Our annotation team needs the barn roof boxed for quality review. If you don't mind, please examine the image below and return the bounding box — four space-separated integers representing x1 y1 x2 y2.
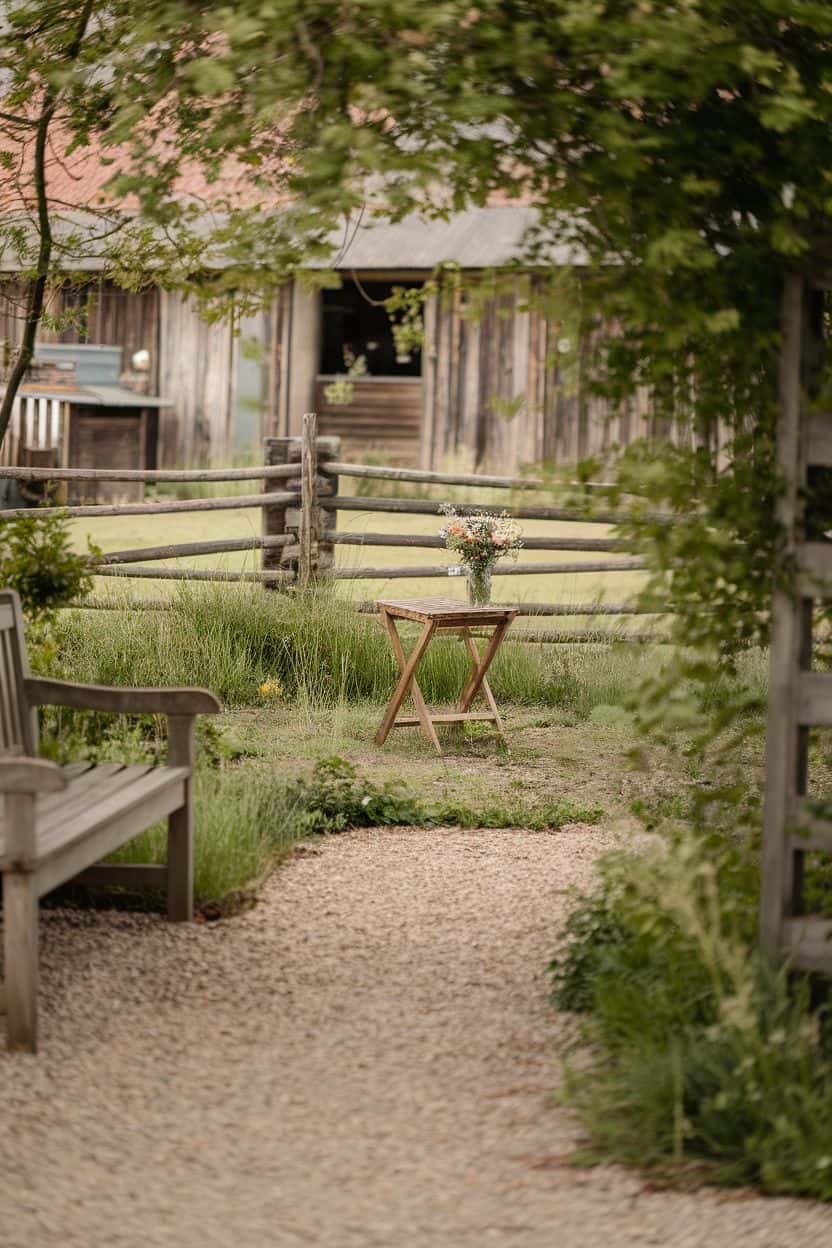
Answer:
0 205 584 275
321 206 584 270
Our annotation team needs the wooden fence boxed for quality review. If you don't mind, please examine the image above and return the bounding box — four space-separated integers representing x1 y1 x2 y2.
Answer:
0 412 666 642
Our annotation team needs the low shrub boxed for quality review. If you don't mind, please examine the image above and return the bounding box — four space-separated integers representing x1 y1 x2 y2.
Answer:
550 833 832 1198
0 511 97 621
281 757 603 835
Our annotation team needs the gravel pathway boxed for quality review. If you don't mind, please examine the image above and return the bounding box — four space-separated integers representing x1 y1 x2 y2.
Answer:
2 824 832 1247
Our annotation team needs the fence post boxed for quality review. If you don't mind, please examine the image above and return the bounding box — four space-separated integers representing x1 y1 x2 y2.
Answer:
317 434 340 574
285 416 340 586
298 412 318 587
262 436 297 588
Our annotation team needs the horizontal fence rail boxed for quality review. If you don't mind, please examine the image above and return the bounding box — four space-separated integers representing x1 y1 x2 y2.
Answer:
330 532 624 552
98 536 291 566
326 559 646 581
94 566 291 583
320 495 637 524
0 465 298 482
322 461 546 490
0 491 296 521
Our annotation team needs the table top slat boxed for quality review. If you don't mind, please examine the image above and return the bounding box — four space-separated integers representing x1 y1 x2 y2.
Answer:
377 597 518 625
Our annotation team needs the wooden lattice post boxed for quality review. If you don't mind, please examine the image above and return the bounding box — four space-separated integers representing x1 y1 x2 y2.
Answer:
760 271 831 971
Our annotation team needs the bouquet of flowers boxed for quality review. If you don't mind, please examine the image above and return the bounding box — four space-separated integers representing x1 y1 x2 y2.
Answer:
438 504 522 604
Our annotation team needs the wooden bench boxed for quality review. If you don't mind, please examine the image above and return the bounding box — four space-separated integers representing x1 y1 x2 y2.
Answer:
0 589 220 1052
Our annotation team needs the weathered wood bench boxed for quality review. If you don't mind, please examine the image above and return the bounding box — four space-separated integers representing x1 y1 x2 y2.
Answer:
0 589 220 1052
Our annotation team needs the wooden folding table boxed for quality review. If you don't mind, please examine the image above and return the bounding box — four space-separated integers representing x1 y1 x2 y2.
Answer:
374 597 518 753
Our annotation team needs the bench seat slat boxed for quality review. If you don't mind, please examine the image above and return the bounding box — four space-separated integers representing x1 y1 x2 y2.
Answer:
34 762 132 821
34 768 189 900
38 764 156 827
35 767 188 862
0 765 186 865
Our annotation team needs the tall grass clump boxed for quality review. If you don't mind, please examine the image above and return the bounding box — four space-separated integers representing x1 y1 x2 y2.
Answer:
55 585 398 706
551 833 832 1199
109 767 289 905
54 584 679 715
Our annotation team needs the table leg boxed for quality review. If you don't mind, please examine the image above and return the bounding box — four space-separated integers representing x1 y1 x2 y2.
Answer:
457 621 511 732
375 614 440 750
459 628 506 736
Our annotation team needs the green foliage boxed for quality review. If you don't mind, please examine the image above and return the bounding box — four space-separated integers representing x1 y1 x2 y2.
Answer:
283 757 425 833
107 765 294 910
551 834 832 1198
275 756 603 835
74 746 603 910
0 512 97 621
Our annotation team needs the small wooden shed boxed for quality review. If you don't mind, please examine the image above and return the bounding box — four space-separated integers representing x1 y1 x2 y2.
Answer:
1 343 170 503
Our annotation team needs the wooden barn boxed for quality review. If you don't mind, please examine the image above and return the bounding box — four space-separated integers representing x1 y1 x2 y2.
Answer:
1 206 662 473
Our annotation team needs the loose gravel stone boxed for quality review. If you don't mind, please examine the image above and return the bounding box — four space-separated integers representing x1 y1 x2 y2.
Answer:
1 824 831 1247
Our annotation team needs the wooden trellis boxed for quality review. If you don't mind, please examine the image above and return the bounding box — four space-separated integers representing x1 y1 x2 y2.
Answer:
760 271 832 971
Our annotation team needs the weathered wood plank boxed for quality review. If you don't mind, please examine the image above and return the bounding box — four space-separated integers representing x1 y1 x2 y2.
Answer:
167 716 195 922
330 559 645 580
72 863 168 890
0 759 67 795
4 868 38 1051
295 532 623 552
93 566 291 583
298 412 318 587
0 465 297 483
322 495 666 525
322 462 544 490
33 763 127 823
797 541 832 585
0 491 297 521
760 271 812 963
34 767 153 839
805 412 832 467
35 773 188 898
782 916 832 973
797 671 832 726
99 536 290 565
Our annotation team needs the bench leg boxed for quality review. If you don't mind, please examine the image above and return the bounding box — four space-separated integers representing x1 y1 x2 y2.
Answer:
3 871 39 1053
167 714 196 922
167 804 193 922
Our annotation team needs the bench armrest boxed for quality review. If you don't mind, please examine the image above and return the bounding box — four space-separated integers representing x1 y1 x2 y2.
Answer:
24 678 221 716
0 757 67 793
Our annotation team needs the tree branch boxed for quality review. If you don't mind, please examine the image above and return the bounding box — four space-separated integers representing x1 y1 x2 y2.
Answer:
0 0 95 448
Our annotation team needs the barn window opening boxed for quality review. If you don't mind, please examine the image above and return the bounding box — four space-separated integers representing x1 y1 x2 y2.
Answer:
320 279 422 378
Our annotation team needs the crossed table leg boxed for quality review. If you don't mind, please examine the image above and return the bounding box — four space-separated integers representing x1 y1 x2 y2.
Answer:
374 608 512 753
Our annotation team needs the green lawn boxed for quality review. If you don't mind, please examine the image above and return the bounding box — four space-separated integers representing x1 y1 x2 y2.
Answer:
71 495 653 632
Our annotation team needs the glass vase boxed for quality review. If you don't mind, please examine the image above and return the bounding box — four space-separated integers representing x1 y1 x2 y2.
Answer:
466 564 493 606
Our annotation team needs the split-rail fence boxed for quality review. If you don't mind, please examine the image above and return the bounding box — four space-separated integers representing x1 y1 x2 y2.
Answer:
0 413 666 643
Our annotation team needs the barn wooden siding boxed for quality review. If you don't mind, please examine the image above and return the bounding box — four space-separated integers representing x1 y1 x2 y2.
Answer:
420 274 662 473
315 377 422 461
0 279 265 467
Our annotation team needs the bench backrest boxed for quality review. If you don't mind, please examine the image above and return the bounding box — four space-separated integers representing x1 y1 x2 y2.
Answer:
0 589 37 756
